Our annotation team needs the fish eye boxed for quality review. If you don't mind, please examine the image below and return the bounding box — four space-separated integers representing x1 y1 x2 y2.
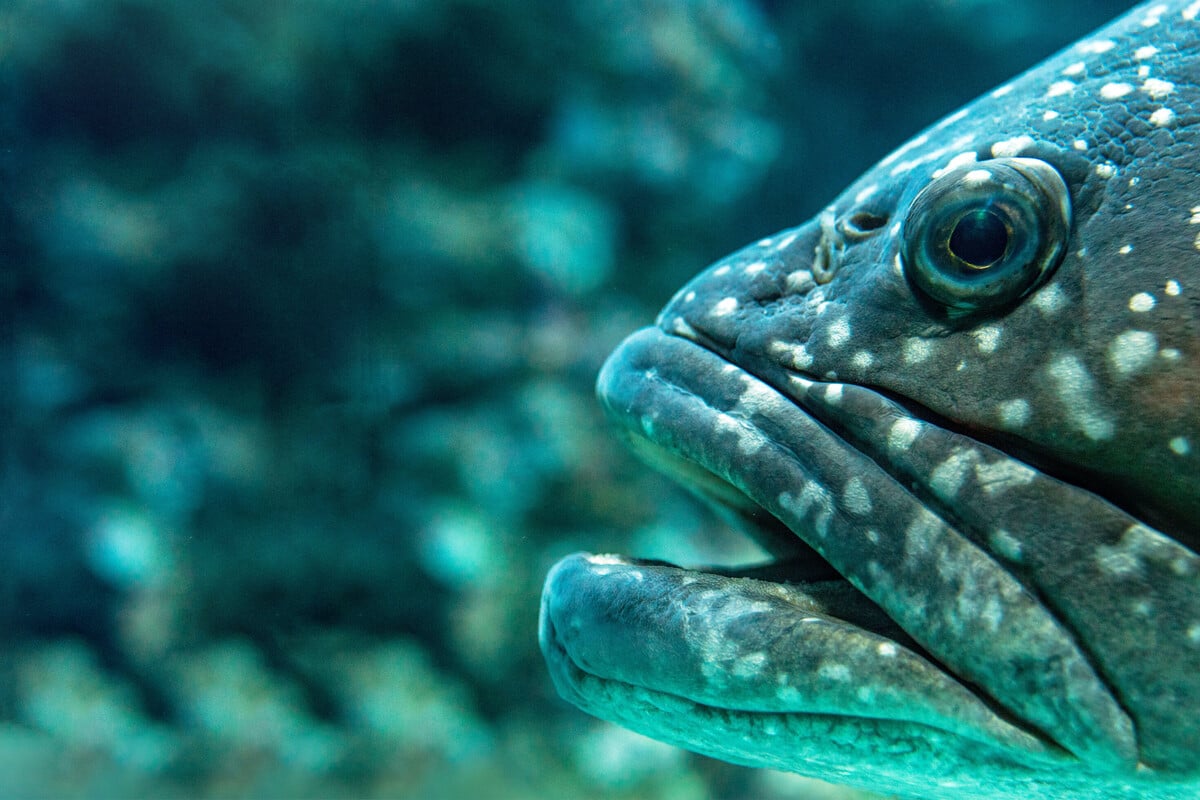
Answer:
901 157 1071 310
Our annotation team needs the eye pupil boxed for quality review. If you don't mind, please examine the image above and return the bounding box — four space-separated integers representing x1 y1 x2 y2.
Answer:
948 209 1009 268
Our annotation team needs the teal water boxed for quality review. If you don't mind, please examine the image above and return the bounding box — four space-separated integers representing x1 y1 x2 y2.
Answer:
0 1 1135 798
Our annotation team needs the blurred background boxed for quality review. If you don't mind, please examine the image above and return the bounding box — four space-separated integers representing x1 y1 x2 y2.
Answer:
0 1 1135 798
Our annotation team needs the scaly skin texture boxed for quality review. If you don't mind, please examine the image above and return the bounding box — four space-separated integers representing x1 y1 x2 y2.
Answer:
541 2 1200 798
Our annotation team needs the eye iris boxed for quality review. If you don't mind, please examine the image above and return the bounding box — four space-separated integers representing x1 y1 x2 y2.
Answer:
900 157 1071 311
948 209 1008 268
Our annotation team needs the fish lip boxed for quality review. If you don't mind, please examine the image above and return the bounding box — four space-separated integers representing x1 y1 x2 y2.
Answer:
595 325 832 564
584 325 1138 768
539 551 1067 767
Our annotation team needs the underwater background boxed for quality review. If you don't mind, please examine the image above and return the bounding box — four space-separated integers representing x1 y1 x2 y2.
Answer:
1 1 1136 798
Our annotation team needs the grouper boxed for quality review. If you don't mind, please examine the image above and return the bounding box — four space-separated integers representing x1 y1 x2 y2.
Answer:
538 2 1200 798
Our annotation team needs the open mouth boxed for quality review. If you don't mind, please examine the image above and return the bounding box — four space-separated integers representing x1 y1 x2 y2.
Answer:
539 326 1137 774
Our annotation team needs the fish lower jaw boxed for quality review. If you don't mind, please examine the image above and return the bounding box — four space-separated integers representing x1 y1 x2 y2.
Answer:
539 551 1076 797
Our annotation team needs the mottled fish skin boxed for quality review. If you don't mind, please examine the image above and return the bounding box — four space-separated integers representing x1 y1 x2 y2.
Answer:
541 2 1200 799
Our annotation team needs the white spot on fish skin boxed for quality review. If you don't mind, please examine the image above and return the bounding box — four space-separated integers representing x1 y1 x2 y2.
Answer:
972 325 1002 353
888 418 921 453
786 270 815 294
1129 292 1156 312
1078 38 1115 54
851 351 875 370
1143 78 1175 98
757 236 774 248
1170 436 1191 456
1073 139 1088 151
1062 61 1086 77
714 265 731 277
930 449 976 501
877 642 898 657
1096 539 1145 578
1047 80 1076 98
1162 347 1182 362
1138 64 1152 78
716 412 767 456
1118 244 1133 255
1108 330 1158 377
963 168 993 185
974 459 1036 495
931 151 978 180
903 509 942 559
842 477 873 516
1166 279 1182 296
827 318 851 348
1142 4 1167 26
779 482 834 538
824 383 843 405
744 261 766 275
1134 45 1160 60
713 297 738 316
668 316 698 338
980 595 1006 633
775 233 798 252
587 553 627 566
683 290 696 303
997 399 1031 429
818 663 852 682
1032 283 1067 314
1150 108 1176 127
768 340 814 370
990 136 1034 158
903 337 933 365
1186 0 1200 21
990 529 1024 563
1047 354 1116 441
789 374 814 393
1095 162 1117 179
854 184 879 204
1042 110 1060 121
732 652 768 678
991 84 1014 98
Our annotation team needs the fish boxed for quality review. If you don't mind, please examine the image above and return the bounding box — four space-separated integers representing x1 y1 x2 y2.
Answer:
538 2 1200 798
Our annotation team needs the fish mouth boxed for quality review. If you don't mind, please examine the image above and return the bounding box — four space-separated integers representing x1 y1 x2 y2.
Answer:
540 326 1137 777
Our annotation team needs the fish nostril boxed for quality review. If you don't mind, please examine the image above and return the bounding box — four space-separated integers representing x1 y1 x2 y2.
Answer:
841 211 890 239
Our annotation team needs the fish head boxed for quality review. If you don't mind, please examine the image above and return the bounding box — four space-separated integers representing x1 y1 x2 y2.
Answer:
653 121 1198 547
543 4 1200 799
